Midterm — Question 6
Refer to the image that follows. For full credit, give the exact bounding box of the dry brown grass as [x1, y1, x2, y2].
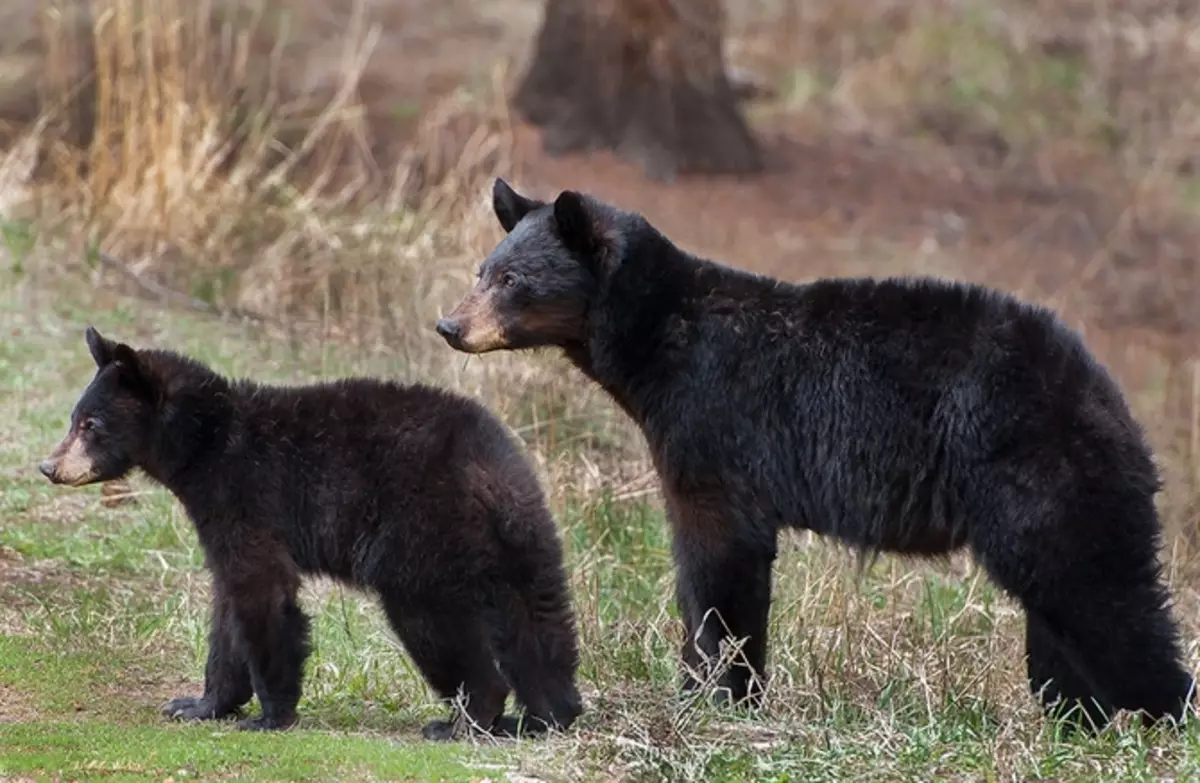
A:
[0, 0, 535, 332]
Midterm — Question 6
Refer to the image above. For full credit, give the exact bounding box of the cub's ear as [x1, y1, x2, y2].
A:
[111, 341, 155, 401]
[87, 327, 155, 400]
[111, 342, 140, 371]
[553, 190, 599, 257]
[85, 326, 118, 368]
[492, 178, 543, 233]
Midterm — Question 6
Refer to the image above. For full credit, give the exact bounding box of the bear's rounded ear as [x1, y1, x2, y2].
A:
[85, 326, 117, 368]
[553, 191, 597, 256]
[492, 178, 541, 233]
[111, 342, 139, 370]
[111, 342, 155, 401]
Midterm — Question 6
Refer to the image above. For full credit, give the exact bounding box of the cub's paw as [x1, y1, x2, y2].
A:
[236, 713, 297, 732]
[492, 714, 551, 739]
[162, 696, 230, 722]
[421, 719, 458, 742]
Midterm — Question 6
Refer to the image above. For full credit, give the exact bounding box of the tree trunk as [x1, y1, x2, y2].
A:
[512, 0, 763, 182]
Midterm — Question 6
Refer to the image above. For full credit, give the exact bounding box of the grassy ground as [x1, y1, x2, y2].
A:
[3, 273, 1200, 782]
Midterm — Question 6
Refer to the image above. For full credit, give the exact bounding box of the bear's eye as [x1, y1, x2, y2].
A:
[501, 272, 518, 288]
[80, 417, 99, 433]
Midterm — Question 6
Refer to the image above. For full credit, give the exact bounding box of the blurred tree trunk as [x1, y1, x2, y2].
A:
[512, 0, 762, 182]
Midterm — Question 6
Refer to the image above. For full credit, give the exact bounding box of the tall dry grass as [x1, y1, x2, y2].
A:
[0, 0, 1192, 541]
[0, 0, 526, 333]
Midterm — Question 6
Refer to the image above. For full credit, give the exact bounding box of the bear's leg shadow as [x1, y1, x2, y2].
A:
[225, 565, 311, 732]
[669, 498, 776, 708]
[162, 579, 253, 722]
[381, 596, 510, 741]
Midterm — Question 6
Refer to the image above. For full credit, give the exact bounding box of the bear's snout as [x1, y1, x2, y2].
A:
[38, 459, 58, 481]
[435, 318, 462, 344]
[38, 433, 100, 487]
[437, 292, 510, 354]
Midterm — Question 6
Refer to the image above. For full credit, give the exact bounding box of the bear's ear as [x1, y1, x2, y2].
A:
[111, 342, 140, 371]
[492, 178, 542, 233]
[553, 190, 598, 257]
[111, 342, 156, 401]
[85, 326, 118, 368]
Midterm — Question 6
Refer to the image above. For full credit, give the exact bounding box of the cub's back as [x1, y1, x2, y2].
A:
[228, 377, 543, 580]
[234, 378, 544, 515]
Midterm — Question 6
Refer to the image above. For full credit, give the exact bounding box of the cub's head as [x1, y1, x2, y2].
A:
[39, 327, 158, 487]
[436, 178, 625, 354]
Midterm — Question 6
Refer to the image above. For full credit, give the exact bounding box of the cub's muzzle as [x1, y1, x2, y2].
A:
[38, 433, 100, 487]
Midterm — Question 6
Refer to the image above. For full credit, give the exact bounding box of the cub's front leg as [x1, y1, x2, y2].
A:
[162, 578, 253, 722]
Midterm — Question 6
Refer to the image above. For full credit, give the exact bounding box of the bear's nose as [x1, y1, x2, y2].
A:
[436, 318, 461, 341]
[38, 460, 56, 480]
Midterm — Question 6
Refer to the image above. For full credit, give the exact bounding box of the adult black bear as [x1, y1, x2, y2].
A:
[434, 178, 1195, 731]
[39, 327, 583, 740]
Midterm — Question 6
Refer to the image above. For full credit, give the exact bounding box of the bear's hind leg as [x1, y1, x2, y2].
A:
[1042, 580, 1194, 728]
[971, 492, 1194, 730]
[487, 573, 583, 738]
[163, 579, 253, 722]
[382, 598, 510, 741]
[669, 498, 776, 708]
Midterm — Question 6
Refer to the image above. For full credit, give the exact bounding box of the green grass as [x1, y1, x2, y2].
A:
[3, 274, 1200, 782]
[0, 635, 497, 782]
[0, 639, 491, 782]
[0, 722, 489, 782]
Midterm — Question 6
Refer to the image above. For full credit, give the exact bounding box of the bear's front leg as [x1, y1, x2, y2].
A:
[162, 579, 253, 722]
[669, 501, 776, 709]
[224, 567, 311, 732]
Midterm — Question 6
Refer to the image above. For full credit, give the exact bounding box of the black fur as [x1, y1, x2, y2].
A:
[40, 326, 583, 740]
[435, 178, 1196, 731]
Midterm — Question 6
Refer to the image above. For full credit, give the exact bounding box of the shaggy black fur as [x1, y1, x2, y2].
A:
[39, 327, 583, 740]
[433, 178, 1196, 731]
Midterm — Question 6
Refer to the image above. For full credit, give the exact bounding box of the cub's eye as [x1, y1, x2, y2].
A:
[80, 418, 99, 433]
[501, 272, 518, 288]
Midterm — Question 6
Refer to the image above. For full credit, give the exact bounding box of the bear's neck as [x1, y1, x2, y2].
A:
[142, 380, 236, 502]
[568, 236, 736, 424]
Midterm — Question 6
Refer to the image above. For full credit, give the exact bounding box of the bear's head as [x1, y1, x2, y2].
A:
[436, 178, 625, 354]
[39, 327, 159, 487]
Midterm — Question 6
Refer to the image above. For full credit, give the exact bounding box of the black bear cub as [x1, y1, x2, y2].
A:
[39, 327, 582, 740]
[435, 178, 1196, 732]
